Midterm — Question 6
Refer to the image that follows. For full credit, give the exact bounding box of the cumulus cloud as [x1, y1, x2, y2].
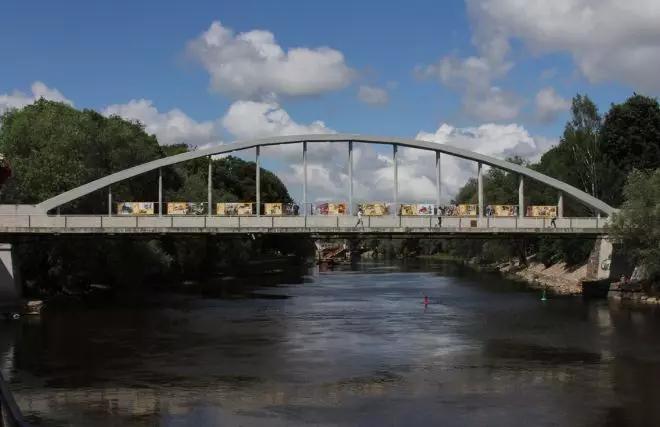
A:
[102, 99, 216, 146]
[414, 28, 519, 120]
[0, 81, 72, 115]
[187, 21, 356, 100]
[464, 87, 524, 121]
[534, 87, 571, 124]
[467, 0, 660, 91]
[357, 85, 389, 106]
[540, 68, 558, 80]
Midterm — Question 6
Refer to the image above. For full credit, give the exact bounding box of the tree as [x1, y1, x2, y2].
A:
[0, 100, 313, 294]
[607, 169, 660, 280]
[600, 94, 660, 206]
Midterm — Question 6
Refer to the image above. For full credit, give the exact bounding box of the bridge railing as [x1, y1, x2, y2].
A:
[0, 214, 605, 231]
[0, 373, 31, 427]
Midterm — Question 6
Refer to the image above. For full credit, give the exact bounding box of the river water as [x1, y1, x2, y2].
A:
[2, 259, 660, 426]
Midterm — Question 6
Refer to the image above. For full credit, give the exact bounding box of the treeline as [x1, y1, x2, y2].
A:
[368, 93, 660, 267]
[0, 100, 315, 296]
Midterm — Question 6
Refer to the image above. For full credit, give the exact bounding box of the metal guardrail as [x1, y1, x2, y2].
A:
[0, 372, 31, 427]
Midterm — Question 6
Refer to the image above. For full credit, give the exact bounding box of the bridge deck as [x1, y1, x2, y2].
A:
[0, 215, 606, 235]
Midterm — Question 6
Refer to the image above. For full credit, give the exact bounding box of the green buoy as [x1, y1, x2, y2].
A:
[541, 289, 547, 301]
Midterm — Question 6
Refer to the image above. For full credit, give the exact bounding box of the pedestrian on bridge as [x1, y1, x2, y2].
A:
[355, 208, 364, 230]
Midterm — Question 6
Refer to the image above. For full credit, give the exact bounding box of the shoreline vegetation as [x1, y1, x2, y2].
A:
[0, 100, 316, 304]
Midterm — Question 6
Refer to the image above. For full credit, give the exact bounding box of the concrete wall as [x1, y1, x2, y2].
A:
[0, 244, 20, 310]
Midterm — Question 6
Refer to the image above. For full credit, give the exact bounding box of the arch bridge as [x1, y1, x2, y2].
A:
[0, 134, 613, 236]
[0, 134, 617, 307]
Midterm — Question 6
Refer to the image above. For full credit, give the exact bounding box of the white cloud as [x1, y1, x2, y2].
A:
[467, 0, 660, 91]
[414, 28, 519, 120]
[0, 81, 72, 115]
[187, 21, 356, 100]
[221, 100, 333, 141]
[540, 68, 558, 80]
[464, 87, 524, 121]
[534, 87, 571, 124]
[357, 85, 389, 106]
[102, 99, 216, 146]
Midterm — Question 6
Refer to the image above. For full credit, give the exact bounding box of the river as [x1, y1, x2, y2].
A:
[2, 259, 660, 426]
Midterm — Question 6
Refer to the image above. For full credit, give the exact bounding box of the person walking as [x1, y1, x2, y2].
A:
[355, 207, 364, 229]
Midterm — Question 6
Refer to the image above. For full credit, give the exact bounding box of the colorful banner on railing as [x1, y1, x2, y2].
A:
[167, 202, 206, 215]
[283, 203, 299, 215]
[359, 203, 390, 216]
[116, 202, 154, 215]
[264, 203, 283, 215]
[455, 204, 478, 216]
[400, 203, 434, 215]
[314, 203, 347, 215]
[494, 205, 518, 217]
[216, 202, 254, 216]
[526, 205, 558, 217]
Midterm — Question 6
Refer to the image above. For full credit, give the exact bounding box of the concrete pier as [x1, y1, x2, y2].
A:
[0, 243, 21, 312]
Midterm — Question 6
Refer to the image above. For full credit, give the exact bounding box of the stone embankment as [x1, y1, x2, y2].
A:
[496, 260, 585, 296]
[607, 266, 660, 305]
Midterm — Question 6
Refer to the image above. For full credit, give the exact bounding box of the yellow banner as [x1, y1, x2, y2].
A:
[167, 202, 189, 215]
[400, 203, 434, 215]
[166, 202, 206, 215]
[494, 205, 518, 217]
[526, 205, 557, 217]
[328, 203, 347, 215]
[217, 202, 254, 215]
[314, 203, 347, 215]
[456, 204, 478, 216]
[264, 203, 283, 215]
[116, 202, 154, 215]
[359, 203, 390, 216]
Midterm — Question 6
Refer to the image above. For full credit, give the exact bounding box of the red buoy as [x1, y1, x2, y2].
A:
[424, 296, 428, 305]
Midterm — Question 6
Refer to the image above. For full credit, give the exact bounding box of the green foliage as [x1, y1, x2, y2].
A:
[600, 94, 660, 206]
[607, 169, 660, 279]
[0, 100, 313, 293]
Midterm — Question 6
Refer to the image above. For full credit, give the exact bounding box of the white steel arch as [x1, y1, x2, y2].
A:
[36, 134, 616, 215]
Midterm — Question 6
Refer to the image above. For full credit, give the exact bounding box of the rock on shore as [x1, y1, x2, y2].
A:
[497, 260, 586, 296]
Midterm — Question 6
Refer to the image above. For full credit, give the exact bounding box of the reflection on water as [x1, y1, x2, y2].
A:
[2, 259, 660, 426]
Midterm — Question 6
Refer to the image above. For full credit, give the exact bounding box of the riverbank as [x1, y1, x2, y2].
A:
[418, 252, 586, 296]
[494, 259, 585, 296]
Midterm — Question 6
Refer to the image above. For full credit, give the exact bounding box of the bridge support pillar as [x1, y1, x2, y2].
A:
[348, 141, 353, 214]
[435, 151, 441, 209]
[0, 244, 21, 310]
[477, 162, 483, 217]
[256, 146, 261, 216]
[303, 141, 308, 215]
[393, 144, 398, 215]
[208, 156, 213, 215]
[518, 175, 524, 218]
[158, 167, 163, 216]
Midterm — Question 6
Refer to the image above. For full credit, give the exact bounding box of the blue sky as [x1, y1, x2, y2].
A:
[0, 0, 656, 203]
